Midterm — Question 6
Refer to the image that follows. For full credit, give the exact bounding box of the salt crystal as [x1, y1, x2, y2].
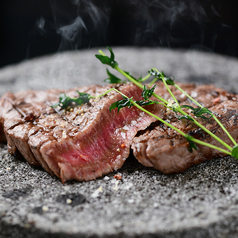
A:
[66, 198, 72, 204]
[42, 205, 49, 212]
[191, 91, 198, 98]
[91, 186, 103, 198]
[103, 176, 110, 181]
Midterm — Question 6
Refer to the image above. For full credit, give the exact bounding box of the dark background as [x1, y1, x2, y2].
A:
[0, 0, 237, 68]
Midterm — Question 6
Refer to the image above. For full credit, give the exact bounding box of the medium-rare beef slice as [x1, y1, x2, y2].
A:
[0, 83, 163, 182]
[132, 84, 238, 174]
[1, 81, 236, 181]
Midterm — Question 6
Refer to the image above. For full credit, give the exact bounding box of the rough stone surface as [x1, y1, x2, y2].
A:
[1, 47, 238, 238]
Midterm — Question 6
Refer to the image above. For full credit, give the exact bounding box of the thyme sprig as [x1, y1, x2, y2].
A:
[52, 47, 238, 158]
[148, 68, 236, 146]
[108, 88, 230, 155]
[109, 85, 161, 113]
[96, 47, 238, 158]
[95, 46, 118, 68]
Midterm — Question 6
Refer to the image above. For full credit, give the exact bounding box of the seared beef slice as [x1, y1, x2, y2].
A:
[1, 82, 237, 181]
[132, 83, 238, 174]
[0, 83, 162, 182]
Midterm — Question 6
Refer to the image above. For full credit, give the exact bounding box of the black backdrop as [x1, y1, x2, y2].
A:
[0, 0, 237, 68]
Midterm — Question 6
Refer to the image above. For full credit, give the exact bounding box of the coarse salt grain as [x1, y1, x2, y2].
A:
[91, 186, 103, 198]
[66, 198, 72, 204]
[103, 176, 110, 181]
[180, 93, 186, 98]
[62, 131, 67, 138]
[191, 91, 198, 98]
[42, 206, 49, 212]
[113, 180, 120, 191]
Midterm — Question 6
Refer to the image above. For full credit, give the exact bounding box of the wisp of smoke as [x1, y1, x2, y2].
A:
[50, 0, 110, 51]
[126, 0, 209, 47]
[36, 17, 47, 35]
[33, 0, 233, 56]
[57, 17, 87, 50]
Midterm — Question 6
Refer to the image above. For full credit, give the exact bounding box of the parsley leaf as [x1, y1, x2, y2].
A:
[177, 114, 195, 121]
[186, 136, 197, 153]
[95, 47, 118, 68]
[232, 144, 238, 159]
[104, 69, 126, 84]
[181, 105, 213, 119]
[142, 85, 156, 100]
[109, 97, 132, 112]
[149, 70, 175, 85]
[52, 91, 90, 110]
[136, 100, 155, 106]
[124, 71, 143, 82]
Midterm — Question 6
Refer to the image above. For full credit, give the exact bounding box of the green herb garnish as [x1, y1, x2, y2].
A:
[95, 46, 118, 68]
[142, 85, 156, 100]
[177, 114, 195, 122]
[52, 91, 90, 110]
[52, 47, 238, 159]
[109, 86, 158, 113]
[232, 144, 238, 158]
[149, 69, 175, 86]
[180, 105, 213, 120]
[104, 69, 126, 84]
[186, 136, 198, 153]
[109, 96, 132, 113]
[95, 47, 238, 158]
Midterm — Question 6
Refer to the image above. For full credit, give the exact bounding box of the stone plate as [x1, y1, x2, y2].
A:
[1, 47, 238, 238]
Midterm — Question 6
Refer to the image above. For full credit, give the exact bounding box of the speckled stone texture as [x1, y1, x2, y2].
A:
[1, 47, 238, 238]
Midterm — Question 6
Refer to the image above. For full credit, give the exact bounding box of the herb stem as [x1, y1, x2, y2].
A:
[98, 48, 233, 152]
[141, 73, 151, 82]
[149, 68, 233, 151]
[148, 77, 159, 87]
[107, 87, 231, 156]
[175, 83, 237, 146]
[129, 99, 231, 156]
[90, 88, 116, 99]
[151, 68, 180, 107]
[116, 65, 170, 104]
[99, 50, 168, 105]
[188, 118, 232, 151]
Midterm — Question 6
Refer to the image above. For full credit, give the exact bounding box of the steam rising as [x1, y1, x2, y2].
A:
[57, 17, 87, 49]
[50, 0, 110, 51]
[36, 17, 46, 35]
[128, 0, 209, 47]
[34, 0, 231, 55]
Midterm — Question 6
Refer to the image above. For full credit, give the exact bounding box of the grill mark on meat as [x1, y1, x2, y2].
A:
[0, 83, 162, 182]
[7, 123, 41, 166]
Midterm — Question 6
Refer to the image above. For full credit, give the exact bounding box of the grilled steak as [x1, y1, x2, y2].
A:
[0, 83, 162, 182]
[1, 81, 237, 181]
[132, 83, 238, 174]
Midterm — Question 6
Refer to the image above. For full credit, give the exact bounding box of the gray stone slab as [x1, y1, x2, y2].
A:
[1, 47, 238, 238]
